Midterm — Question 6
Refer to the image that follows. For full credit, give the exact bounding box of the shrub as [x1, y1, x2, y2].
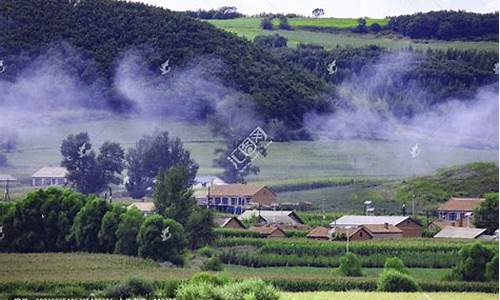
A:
[156, 280, 180, 298]
[176, 281, 222, 300]
[221, 279, 280, 300]
[103, 277, 154, 297]
[383, 257, 409, 274]
[261, 18, 273, 30]
[201, 256, 224, 271]
[486, 254, 499, 281]
[377, 270, 420, 292]
[197, 246, 216, 257]
[190, 272, 226, 286]
[451, 242, 495, 281]
[339, 253, 362, 276]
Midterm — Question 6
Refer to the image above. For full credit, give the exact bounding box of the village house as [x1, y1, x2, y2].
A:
[434, 226, 488, 239]
[214, 216, 246, 229]
[239, 210, 305, 227]
[307, 226, 372, 241]
[249, 225, 287, 238]
[193, 175, 226, 189]
[31, 167, 68, 186]
[437, 197, 484, 227]
[127, 202, 155, 215]
[361, 223, 403, 239]
[201, 184, 277, 213]
[331, 215, 422, 237]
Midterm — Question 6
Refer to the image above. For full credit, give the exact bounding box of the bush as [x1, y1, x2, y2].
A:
[377, 270, 420, 292]
[451, 242, 495, 281]
[338, 253, 362, 277]
[176, 281, 222, 300]
[383, 257, 409, 274]
[486, 254, 498, 281]
[261, 18, 273, 30]
[190, 272, 227, 286]
[103, 277, 154, 297]
[197, 246, 216, 257]
[221, 279, 280, 300]
[201, 256, 224, 271]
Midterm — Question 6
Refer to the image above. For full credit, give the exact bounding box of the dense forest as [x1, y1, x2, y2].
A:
[388, 10, 499, 41]
[0, 0, 498, 140]
[0, 0, 326, 129]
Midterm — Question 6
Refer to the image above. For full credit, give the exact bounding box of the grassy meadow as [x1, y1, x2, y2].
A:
[206, 18, 499, 51]
[1, 118, 497, 209]
[282, 292, 498, 300]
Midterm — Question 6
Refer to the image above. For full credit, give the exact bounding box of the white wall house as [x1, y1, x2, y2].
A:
[32, 167, 68, 186]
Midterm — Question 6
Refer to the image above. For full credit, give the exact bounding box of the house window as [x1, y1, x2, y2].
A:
[222, 197, 228, 205]
[215, 197, 221, 205]
[231, 198, 236, 205]
[360, 232, 363, 237]
[449, 213, 457, 221]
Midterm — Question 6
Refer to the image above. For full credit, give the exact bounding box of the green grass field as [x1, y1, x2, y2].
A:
[282, 292, 498, 300]
[206, 18, 498, 51]
[1, 118, 497, 208]
[0, 252, 453, 283]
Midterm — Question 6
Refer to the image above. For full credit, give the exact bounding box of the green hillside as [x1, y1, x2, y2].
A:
[207, 18, 498, 51]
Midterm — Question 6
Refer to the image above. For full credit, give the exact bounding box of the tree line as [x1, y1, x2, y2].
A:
[183, 6, 243, 19]
[0, 166, 214, 264]
[388, 10, 499, 41]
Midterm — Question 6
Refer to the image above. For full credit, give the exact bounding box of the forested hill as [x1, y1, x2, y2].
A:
[0, 0, 326, 127]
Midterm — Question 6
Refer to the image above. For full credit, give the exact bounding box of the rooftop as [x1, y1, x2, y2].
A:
[239, 210, 304, 225]
[362, 224, 402, 234]
[0, 174, 16, 182]
[434, 226, 487, 239]
[32, 167, 68, 178]
[127, 202, 155, 212]
[331, 215, 411, 227]
[210, 184, 272, 197]
[438, 197, 484, 212]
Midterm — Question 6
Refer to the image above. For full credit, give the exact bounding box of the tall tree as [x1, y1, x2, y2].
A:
[154, 166, 195, 226]
[98, 204, 126, 253]
[473, 192, 499, 234]
[61, 132, 124, 195]
[126, 131, 198, 199]
[114, 208, 144, 256]
[71, 198, 110, 252]
[186, 207, 215, 249]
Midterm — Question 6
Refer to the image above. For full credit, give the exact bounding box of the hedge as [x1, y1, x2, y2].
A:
[267, 278, 498, 293]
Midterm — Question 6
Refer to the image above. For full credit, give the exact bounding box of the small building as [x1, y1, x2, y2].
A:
[239, 210, 304, 226]
[127, 202, 155, 215]
[434, 226, 487, 239]
[193, 176, 226, 189]
[214, 217, 246, 229]
[331, 215, 422, 237]
[0, 174, 17, 201]
[32, 167, 68, 186]
[362, 223, 403, 239]
[437, 197, 484, 227]
[307, 226, 372, 241]
[203, 184, 277, 213]
[249, 225, 287, 238]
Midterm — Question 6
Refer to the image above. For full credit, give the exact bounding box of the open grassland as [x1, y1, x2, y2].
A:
[1, 118, 497, 208]
[206, 18, 498, 51]
[282, 292, 498, 300]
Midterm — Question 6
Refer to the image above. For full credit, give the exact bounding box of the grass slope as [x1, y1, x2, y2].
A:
[206, 18, 498, 51]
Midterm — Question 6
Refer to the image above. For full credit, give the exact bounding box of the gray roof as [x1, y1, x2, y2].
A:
[239, 210, 303, 225]
[32, 167, 68, 178]
[331, 215, 411, 227]
[434, 226, 487, 239]
[195, 176, 224, 183]
[0, 174, 16, 181]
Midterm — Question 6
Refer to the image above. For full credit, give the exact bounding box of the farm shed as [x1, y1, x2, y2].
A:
[127, 202, 155, 215]
[214, 217, 246, 229]
[31, 167, 68, 186]
[239, 210, 304, 226]
[331, 215, 422, 237]
[433, 226, 487, 239]
[249, 225, 287, 238]
[437, 197, 484, 227]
